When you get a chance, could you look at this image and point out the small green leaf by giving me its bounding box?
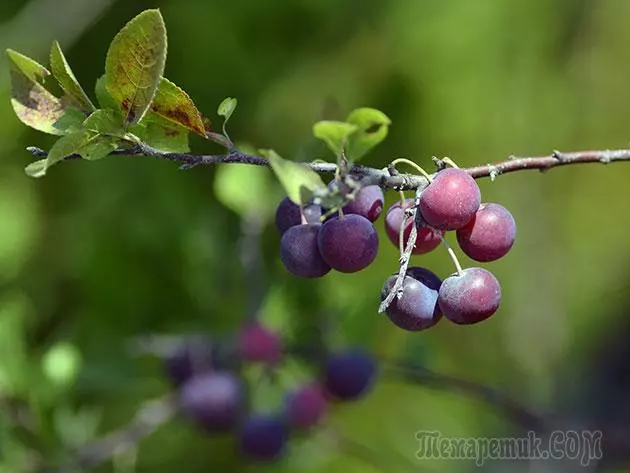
[83,109,124,136]
[104,9,167,125]
[94,75,120,112]
[53,107,87,134]
[45,130,117,170]
[24,160,48,178]
[50,41,95,112]
[6,49,66,135]
[214,164,280,219]
[313,120,358,157]
[150,77,206,137]
[42,342,81,388]
[79,135,119,160]
[217,97,237,135]
[345,107,391,161]
[129,113,189,153]
[263,149,326,205]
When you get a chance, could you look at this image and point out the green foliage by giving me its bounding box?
[82,109,125,136]
[104,9,167,125]
[263,149,326,205]
[53,107,88,134]
[94,75,121,112]
[313,120,358,158]
[6,49,67,135]
[50,41,96,113]
[129,114,189,153]
[151,78,207,137]
[42,131,118,174]
[42,342,82,388]
[217,97,237,136]
[345,107,391,161]
[24,160,48,178]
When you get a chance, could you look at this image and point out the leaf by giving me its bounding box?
[129,113,189,153]
[79,135,119,161]
[24,160,48,178]
[313,120,358,157]
[83,109,124,136]
[53,107,87,134]
[217,97,237,134]
[42,342,82,388]
[345,107,391,161]
[94,75,121,112]
[263,149,326,205]
[214,164,280,219]
[44,131,118,171]
[6,49,66,135]
[50,41,95,112]
[104,9,167,125]
[150,77,206,137]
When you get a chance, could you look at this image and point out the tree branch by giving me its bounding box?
[26,146,630,189]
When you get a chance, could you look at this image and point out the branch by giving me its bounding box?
[26,146,630,189]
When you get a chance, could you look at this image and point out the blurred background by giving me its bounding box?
[1,0,630,472]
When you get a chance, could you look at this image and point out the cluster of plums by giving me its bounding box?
[277,167,516,327]
[163,323,377,462]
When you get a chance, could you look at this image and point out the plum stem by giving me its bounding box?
[440,235,464,276]
[390,158,433,183]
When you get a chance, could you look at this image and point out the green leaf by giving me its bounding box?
[94,75,120,112]
[214,163,280,219]
[263,149,326,205]
[313,120,358,157]
[6,49,66,135]
[129,113,189,153]
[345,107,391,161]
[50,41,95,112]
[217,97,237,135]
[42,342,81,388]
[52,107,87,134]
[83,109,124,136]
[44,130,118,171]
[79,135,119,160]
[150,77,206,137]
[24,160,48,178]
[104,9,167,125]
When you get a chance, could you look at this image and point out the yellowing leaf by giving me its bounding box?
[50,41,95,112]
[104,9,167,125]
[150,77,206,137]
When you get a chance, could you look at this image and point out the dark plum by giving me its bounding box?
[342,185,385,222]
[381,267,442,331]
[239,414,288,461]
[456,203,516,262]
[275,197,321,234]
[384,199,443,254]
[280,223,331,278]
[163,335,215,387]
[284,383,327,430]
[179,371,244,433]
[438,267,501,325]
[237,322,283,365]
[419,168,481,230]
[318,214,379,273]
[323,348,376,401]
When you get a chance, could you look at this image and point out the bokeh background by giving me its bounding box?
[2,0,630,472]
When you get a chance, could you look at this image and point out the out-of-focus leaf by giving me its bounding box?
[263,149,326,205]
[104,9,167,125]
[313,120,358,157]
[150,77,206,137]
[50,40,95,112]
[42,342,82,388]
[24,160,47,178]
[129,113,189,153]
[345,107,391,161]
[6,49,66,135]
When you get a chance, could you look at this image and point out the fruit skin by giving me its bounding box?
[239,414,288,461]
[275,197,321,234]
[456,203,516,262]
[381,267,442,331]
[280,223,331,278]
[342,185,385,222]
[438,267,501,325]
[419,168,481,230]
[163,335,215,386]
[384,199,443,255]
[238,322,283,365]
[284,384,327,430]
[179,371,245,433]
[317,214,379,273]
[323,348,377,401]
